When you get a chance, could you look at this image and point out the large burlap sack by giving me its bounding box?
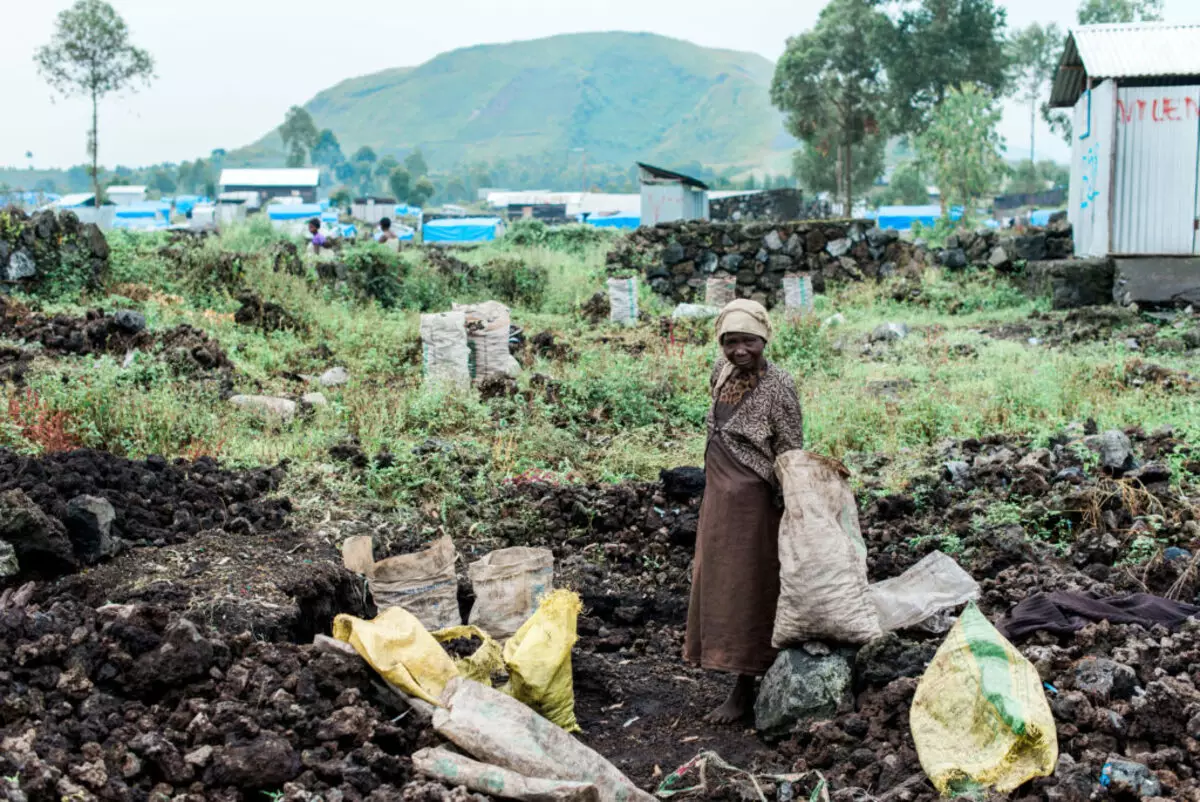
[434,678,655,802]
[607,278,638,326]
[421,311,470,386]
[502,589,582,732]
[468,547,554,640]
[343,535,461,631]
[454,301,521,381]
[773,450,882,646]
[333,607,459,706]
[433,625,506,686]
[911,603,1057,794]
[705,276,737,308]
[868,550,980,633]
[414,747,600,802]
[782,273,814,319]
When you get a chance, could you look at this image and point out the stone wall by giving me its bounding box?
[0,208,110,293]
[710,189,804,223]
[605,220,918,307]
[608,215,1077,307]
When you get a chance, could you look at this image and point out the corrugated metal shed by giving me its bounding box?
[219,168,320,188]
[1051,23,1200,108]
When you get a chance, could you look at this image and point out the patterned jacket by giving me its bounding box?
[707,356,805,484]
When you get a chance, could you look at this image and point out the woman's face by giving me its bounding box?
[721,332,766,370]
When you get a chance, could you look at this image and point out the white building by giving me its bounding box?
[106,185,147,206]
[637,163,709,226]
[1050,23,1200,259]
[219,168,320,205]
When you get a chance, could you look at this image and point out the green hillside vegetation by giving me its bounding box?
[232,32,795,174]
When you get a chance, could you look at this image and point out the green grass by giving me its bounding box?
[4,223,1199,522]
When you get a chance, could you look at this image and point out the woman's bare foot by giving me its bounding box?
[704,674,755,725]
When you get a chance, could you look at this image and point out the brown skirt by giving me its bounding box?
[684,431,781,676]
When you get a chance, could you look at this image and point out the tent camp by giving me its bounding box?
[423,217,504,244]
[268,202,325,235]
[113,203,170,231]
[876,205,963,232]
[50,193,116,229]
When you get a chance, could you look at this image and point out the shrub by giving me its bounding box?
[480,258,549,310]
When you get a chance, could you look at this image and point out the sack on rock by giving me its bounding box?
[704,276,737,308]
[342,534,461,631]
[911,603,1057,794]
[868,550,980,633]
[414,747,600,802]
[453,301,520,381]
[420,311,471,386]
[333,607,459,706]
[502,589,582,732]
[432,625,506,686]
[434,678,654,802]
[772,450,882,646]
[782,274,814,319]
[607,278,638,327]
[468,547,554,640]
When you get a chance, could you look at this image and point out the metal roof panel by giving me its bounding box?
[1050,23,1200,107]
[219,168,320,188]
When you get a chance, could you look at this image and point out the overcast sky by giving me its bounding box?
[4,0,1199,173]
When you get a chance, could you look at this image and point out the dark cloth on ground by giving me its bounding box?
[685,399,782,676]
[998,591,1200,641]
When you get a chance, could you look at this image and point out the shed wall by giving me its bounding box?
[1069,80,1116,257]
[640,183,709,226]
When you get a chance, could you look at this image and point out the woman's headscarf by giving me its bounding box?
[715,299,772,343]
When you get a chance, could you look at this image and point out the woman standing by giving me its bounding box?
[684,299,805,724]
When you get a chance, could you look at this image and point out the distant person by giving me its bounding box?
[308,218,327,248]
[375,217,399,243]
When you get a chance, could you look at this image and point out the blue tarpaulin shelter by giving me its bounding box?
[394,204,423,218]
[423,217,503,243]
[173,195,207,215]
[113,204,169,231]
[1028,209,1062,227]
[586,214,640,230]
[267,203,323,221]
[876,205,963,231]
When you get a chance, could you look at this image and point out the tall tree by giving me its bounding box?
[388,167,411,206]
[409,177,435,208]
[917,83,1007,212]
[405,149,429,178]
[886,0,1010,133]
[33,0,155,204]
[1008,23,1063,163]
[374,155,400,184]
[1077,0,1162,24]
[352,146,378,165]
[879,159,930,206]
[310,129,344,168]
[771,0,894,212]
[279,107,318,167]
[795,134,886,205]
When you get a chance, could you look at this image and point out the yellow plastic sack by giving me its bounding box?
[433,625,506,686]
[502,589,582,733]
[333,607,459,706]
[910,603,1058,795]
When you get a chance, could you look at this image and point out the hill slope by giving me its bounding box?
[234,32,794,173]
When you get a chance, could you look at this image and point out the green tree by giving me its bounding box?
[280,106,318,167]
[388,166,411,205]
[886,0,1011,133]
[879,160,929,205]
[445,177,467,201]
[1008,23,1063,163]
[149,167,175,195]
[917,84,1007,211]
[330,187,353,209]
[310,129,344,168]
[33,0,155,204]
[374,155,400,186]
[404,149,429,178]
[794,133,886,205]
[409,176,435,207]
[1006,159,1043,195]
[1077,0,1162,24]
[771,0,894,212]
[352,146,378,165]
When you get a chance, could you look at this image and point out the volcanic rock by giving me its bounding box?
[64,494,117,564]
[0,488,76,573]
[754,648,853,739]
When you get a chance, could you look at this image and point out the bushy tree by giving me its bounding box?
[34,0,155,204]
[794,134,886,205]
[1077,0,1162,24]
[280,107,318,167]
[352,146,378,165]
[310,129,344,168]
[329,187,353,209]
[409,176,435,207]
[886,0,1011,133]
[1008,23,1063,163]
[917,84,1007,211]
[388,166,411,205]
[405,149,429,178]
[771,0,894,211]
[878,160,929,206]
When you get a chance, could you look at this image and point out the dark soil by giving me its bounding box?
[233,291,301,334]
[440,636,483,659]
[984,306,1200,354]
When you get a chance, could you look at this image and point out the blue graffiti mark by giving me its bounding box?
[1080,145,1100,210]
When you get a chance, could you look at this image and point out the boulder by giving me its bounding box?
[826,238,852,258]
[1085,430,1135,474]
[229,395,297,421]
[210,735,300,789]
[720,253,744,272]
[112,310,147,334]
[129,619,214,690]
[866,227,898,247]
[1074,657,1138,702]
[940,248,968,269]
[64,494,118,564]
[663,241,686,265]
[854,633,937,687]
[660,467,705,501]
[1103,757,1161,797]
[300,392,328,408]
[0,488,76,573]
[942,461,971,484]
[0,540,17,578]
[870,322,909,343]
[4,249,37,281]
[764,231,784,251]
[987,246,1011,269]
[1014,233,1048,262]
[1027,259,1115,309]
[755,648,853,739]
